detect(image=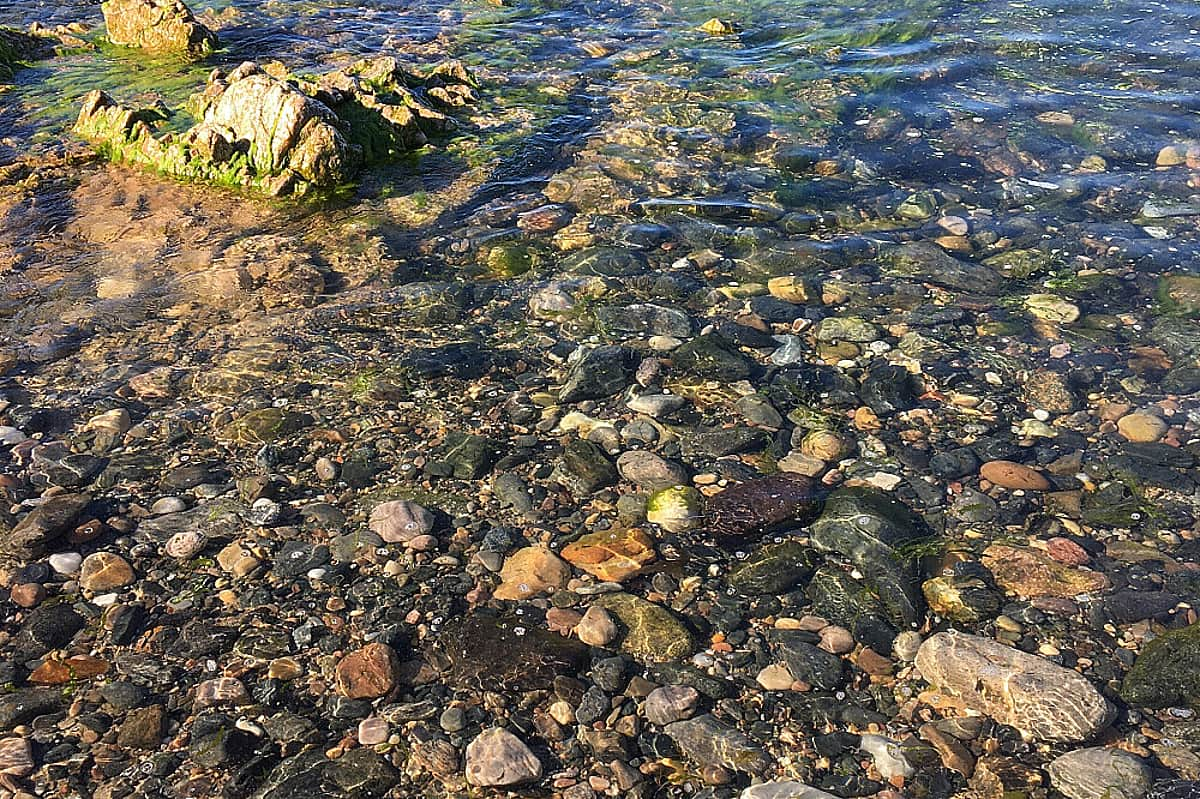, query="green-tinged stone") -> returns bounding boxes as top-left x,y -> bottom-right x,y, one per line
1121,622 -> 1200,708
437,613 -> 589,692
219,408 -> 312,445
645,485 -> 704,535
672,333 -> 753,379
595,593 -> 695,663
983,249 -> 1055,280
727,540 -> 816,595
